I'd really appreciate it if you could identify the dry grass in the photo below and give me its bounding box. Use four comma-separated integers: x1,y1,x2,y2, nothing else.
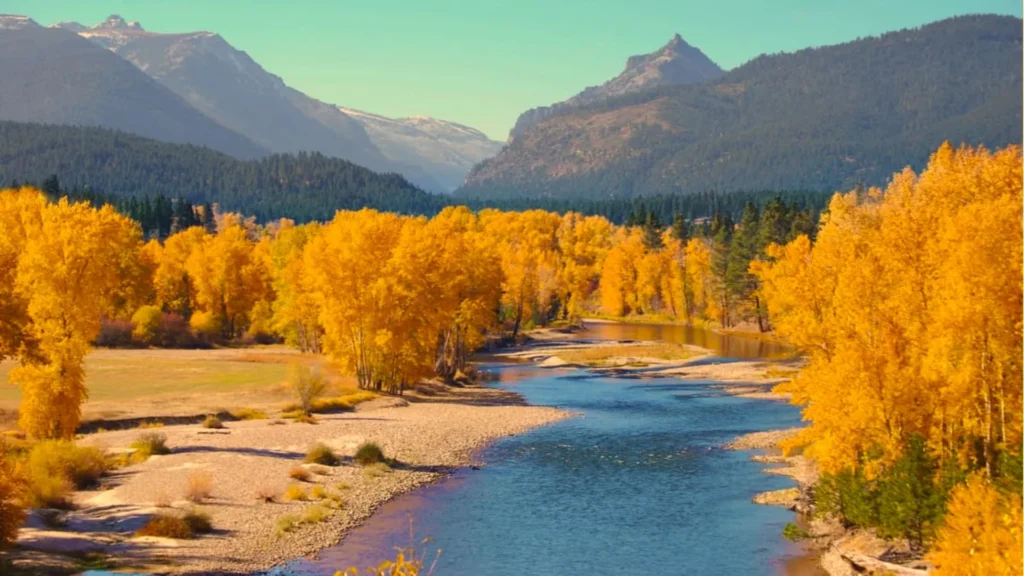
354,442,384,466
289,466,311,482
201,415,224,429
231,408,269,421
131,432,170,460
0,347,348,422
309,485,327,500
184,472,214,503
283,484,308,502
304,443,339,466
361,462,392,479
136,509,212,539
555,342,698,366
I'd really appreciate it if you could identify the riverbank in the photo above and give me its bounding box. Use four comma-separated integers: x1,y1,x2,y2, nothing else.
9,385,570,575
499,333,803,401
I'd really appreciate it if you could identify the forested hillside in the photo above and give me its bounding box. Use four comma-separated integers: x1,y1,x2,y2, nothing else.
0,122,443,221
1,121,831,224
0,18,266,160
461,15,1023,200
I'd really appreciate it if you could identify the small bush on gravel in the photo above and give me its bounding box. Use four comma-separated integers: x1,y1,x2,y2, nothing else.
305,443,339,466
284,484,308,501
131,432,170,460
275,513,300,536
354,442,384,466
136,509,212,539
201,415,223,429
183,508,212,534
294,413,318,425
335,482,351,491
310,485,327,500
287,364,327,416
301,504,331,524
232,408,269,420
185,472,214,503
137,515,193,539
361,462,392,480
289,467,311,482
27,475,74,509
27,440,107,489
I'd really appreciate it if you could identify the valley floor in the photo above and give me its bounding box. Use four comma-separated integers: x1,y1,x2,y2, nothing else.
9,386,569,575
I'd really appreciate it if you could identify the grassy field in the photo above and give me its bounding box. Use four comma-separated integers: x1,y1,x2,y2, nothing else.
0,346,358,425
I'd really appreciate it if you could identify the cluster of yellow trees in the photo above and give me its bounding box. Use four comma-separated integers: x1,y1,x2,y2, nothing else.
754,144,1021,573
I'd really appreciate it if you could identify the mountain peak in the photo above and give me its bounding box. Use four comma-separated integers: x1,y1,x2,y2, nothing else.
0,14,39,30
509,33,723,140
94,14,144,31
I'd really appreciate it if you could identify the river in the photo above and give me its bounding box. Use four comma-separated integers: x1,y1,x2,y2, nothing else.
264,323,818,576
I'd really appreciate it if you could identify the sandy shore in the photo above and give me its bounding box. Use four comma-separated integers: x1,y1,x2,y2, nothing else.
13,386,570,575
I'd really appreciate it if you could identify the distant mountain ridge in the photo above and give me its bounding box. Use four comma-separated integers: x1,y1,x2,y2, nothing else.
508,33,723,140
0,15,267,159
49,15,502,191
0,121,443,222
463,15,1023,200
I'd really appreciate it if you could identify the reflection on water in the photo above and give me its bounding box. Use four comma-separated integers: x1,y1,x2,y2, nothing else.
268,338,820,576
578,321,793,359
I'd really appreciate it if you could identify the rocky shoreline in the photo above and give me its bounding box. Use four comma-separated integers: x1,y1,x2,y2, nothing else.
10,385,571,575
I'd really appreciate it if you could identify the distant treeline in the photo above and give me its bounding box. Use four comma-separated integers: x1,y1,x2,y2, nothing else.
1,121,835,228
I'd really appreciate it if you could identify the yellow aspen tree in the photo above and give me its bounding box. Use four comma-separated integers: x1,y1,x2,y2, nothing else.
12,197,141,438
929,474,1022,576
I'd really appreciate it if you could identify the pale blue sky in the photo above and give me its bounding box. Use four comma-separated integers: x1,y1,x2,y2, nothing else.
8,0,1020,139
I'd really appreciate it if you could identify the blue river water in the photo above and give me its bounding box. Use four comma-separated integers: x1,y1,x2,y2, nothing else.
265,324,814,576
89,324,816,576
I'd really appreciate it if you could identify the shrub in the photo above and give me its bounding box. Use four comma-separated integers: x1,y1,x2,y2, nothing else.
284,484,308,502
189,311,221,339
136,515,193,539
309,391,378,413
201,415,224,429
289,467,311,482
335,482,351,491
94,317,135,348
782,522,809,541
131,305,164,345
27,440,107,489
310,485,327,500
184,472,214,503
232,408,269,421
361,462,391,479
294,413,318,425
275,513,300,535
158,313,202,348
0,456,26,548
182,508,213,534
26,475,74,509
131,432,170,460
287,364,327,416
136,509,212,539
354,442,385,466
301,504,331,524
305,443,339,466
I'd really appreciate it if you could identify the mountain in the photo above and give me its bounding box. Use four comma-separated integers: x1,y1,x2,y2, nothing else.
0,121,445,222
460,15,1022,200
55,15,502,191
338,108,504,191
0,15,266,159
508,34,723,141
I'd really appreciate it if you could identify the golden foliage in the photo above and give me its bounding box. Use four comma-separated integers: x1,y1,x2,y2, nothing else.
929,474,1022,576
753,144,1022,475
